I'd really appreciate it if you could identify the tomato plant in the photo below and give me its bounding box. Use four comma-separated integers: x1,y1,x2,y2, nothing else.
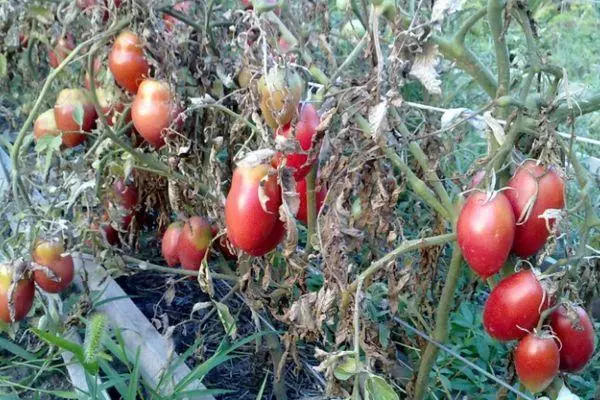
505,161,565,257
275,102,320,180
108,30,149,94
483,269,548,341
514,332,559,393
131,79,178,148
32,240,74,294
177,216,213,272
111,178,138,227
550,305,596,373
258,67,304,130
54,89,97,148
48,35,75,69
162,221,184,267
456,191,515,279
225,153,284,256
0,263,35,324
295,177,326,224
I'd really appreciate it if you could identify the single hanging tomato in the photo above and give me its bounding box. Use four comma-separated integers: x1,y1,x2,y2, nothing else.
108,30,149,93
32,240,74,294
550,305,595,372
177,216,213,272
225,150,285,256
457,191,515,279
54,88,97,148
274,102,320,180
162,221,184,267
258,67,304,130
131,79,179,148
295,177,326,224
0,262,35,323
48,35,75,68
514,332,560,393
483,269,549,341
505,161,565,257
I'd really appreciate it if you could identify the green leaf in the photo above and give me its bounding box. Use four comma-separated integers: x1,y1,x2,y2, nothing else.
0,54,7,78
334,357,361,381
475,334,490,362
0,337,35,361
28,5,54,25
255,373,269,400
72,103,85,128
214,301,237,339
35,134,62,153
378,323,390,348
364,375,399,400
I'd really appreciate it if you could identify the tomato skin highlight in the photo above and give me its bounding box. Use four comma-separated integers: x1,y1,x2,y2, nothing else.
483,269,548,341
225,163,284,256
275,103,320,180
131,79,177,148
505,161,565,257
514,333,560,393
177,217,213,272
162,221,184,267
550,305,596,373
457,192,515,279
0,268,35,324
108,31,149,94
295,177,326,224
54,89,97,148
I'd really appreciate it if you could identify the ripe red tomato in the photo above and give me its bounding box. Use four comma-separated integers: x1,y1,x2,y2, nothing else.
108,30,149,94
225,157,284,256
48,35,75,68
162,221,184,267
112,178,137,227
241,0,253,8
177,216,213,272
505,161,565,257
210,226,238,261
483,269,548,341
0,264,35,323
100,223,120,246
131,79,179,148
258,67,304,130
457,191,515,279
295,177,326,224
514,332,560,393
54,89,97,148
275,103,320,180
164,1,193,32
33,109,59,143
550,305,595,372
32,240,74,294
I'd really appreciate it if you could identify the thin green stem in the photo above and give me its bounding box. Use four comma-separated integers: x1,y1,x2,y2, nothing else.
158,6,203,32
330,33,368,83
305,164,318,252
455,8,487,43
413,242,463,400
351,0,368,30
552,93,600,120
487,0,510,113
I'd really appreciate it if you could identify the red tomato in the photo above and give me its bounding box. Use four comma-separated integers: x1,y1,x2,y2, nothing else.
54,89,97,148
457,191,515,279
101,223,120,246
505,161,565,257
131,79,178,148
210,226,238,261
295,177,326,224
278,37,292,53
162,221,184,267
258,67,304,130
225,157,284,256
163,1,193,32
108,31,149,94
33,109,60,143
483,269,548,341
275,103,320,180
33,255,74,294
514,332,560,393
48,35,75,69
0,264,35,323
32,240,63,265
177,216,213,272
550,305,596,372
113,178,137,210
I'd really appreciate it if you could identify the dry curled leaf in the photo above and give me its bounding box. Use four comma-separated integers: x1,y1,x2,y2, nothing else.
409,42,442,96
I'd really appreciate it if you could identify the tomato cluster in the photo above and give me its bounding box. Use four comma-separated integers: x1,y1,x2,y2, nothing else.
161,217,213,273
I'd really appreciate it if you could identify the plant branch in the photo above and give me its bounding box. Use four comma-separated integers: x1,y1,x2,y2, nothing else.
413,242,463,400
487,0,510,111
455,8,487,43
552,93,600,121
121,255,238,283
158,6,203,32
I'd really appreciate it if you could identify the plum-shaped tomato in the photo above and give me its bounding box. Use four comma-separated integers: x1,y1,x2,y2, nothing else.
550,305,596,373
514,332,560,393
162,221,184,267
54,89,97,148
48,35,75,68
275,102,320,180
258,67,304,130
505,161,565,257
131,79,179,148
177,216,213,272
32,240,74,294
0,261,35,323
457,191,515,279
483,269,549,341
295,177,326,224
108,30,149,94
225,151,285,256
